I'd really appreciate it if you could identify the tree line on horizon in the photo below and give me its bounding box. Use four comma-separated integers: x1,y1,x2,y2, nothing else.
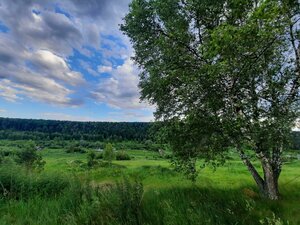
0,117,299,150
0,117,150,142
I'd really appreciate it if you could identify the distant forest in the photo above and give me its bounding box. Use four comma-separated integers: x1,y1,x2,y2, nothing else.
0,117,150,141
0,117,299,149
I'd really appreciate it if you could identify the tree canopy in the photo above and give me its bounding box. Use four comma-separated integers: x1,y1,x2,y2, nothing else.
0,117,150,141
121,0,300,199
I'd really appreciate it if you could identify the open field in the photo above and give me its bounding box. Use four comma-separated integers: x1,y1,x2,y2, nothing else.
0,140,299,225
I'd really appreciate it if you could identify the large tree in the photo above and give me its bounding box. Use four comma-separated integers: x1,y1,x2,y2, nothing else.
122,0,300,200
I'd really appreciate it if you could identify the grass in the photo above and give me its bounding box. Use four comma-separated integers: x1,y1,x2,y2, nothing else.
0,141,300,224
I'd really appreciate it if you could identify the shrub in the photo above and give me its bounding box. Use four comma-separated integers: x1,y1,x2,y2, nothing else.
95,152,103,159
103,143,115,163
66,145,86,154
87,151,97,168
116,151,131,160
15,142,45,171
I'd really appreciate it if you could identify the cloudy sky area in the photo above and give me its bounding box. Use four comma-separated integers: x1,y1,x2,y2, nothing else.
0,0,154,122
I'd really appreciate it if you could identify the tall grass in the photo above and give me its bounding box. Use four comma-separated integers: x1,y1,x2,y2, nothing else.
0,163,292,225
0,155,297,225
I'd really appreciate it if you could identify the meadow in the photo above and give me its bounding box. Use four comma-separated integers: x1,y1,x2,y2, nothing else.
0,140,299,225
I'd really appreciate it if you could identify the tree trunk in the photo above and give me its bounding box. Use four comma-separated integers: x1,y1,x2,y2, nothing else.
238,149,280,200
261,159,280,200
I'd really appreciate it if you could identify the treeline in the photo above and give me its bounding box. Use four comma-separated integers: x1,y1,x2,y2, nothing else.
0,117,150,141
0,117,299,149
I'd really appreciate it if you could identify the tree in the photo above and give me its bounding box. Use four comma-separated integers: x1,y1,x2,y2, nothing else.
121,0,300,199
87,151,97,168
103,143,115,165
15,142,45,171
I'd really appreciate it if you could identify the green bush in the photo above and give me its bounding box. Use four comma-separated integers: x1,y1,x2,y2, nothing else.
103,143,115,163
15,142,45,171
87,151,97,168
116,151,131,160
66,145,86,154
95,152,103,159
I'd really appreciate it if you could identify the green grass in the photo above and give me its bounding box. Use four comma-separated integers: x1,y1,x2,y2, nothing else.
0,141,300,224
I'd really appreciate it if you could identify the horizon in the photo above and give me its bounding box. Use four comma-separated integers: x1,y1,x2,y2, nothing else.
0,116,152,123
0,0,154,122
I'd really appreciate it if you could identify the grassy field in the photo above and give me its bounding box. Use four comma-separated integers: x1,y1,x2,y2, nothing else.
0,141,300,225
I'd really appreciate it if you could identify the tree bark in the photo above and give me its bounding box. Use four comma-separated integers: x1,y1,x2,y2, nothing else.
261,159,280,200
259,150,281,200
238,148,280,200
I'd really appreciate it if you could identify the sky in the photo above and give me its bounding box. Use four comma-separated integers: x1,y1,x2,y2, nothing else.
0,0,154,122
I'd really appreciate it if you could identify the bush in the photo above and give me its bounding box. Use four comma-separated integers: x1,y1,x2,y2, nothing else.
15,142,45,171
116,151,131,160
95,152,103,159
87,151,97,168
103,143,115,163
66,145,86,154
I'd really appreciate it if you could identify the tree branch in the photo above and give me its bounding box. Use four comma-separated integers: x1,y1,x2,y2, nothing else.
237,148,265,191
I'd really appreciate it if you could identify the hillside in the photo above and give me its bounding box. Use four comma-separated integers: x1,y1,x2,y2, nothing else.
0,117,150,141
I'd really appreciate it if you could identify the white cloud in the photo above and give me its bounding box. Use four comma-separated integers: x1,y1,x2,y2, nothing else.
0,80,20,102
98,65,113,73
0,0,133,107
30,50,84,85
0,0,151,117
92,58,152,110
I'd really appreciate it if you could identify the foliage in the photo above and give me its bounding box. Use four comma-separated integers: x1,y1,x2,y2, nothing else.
121,0,300,199
0,143,299,224
0,163,70,199
66,145,86,154
87,151,97,168
0,117,150,141
116,151,131,160
15,142,45,171
103,143,115,163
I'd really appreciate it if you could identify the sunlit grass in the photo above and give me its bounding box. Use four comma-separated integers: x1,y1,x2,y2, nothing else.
1,141,299,224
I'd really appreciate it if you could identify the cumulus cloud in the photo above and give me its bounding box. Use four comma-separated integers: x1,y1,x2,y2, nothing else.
91,58,151,110
0,1,92,106
29,50,84,85
0,80,20,102
0,0,153,116
98,65,113,73
0,0,133,107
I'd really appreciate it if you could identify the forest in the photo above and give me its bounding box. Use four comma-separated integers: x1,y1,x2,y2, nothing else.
0,117,150,141
0,117,299,150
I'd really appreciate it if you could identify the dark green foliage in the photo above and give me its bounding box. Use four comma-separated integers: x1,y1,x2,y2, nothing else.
15,142,45,171
0,117,150,141
66,145,86,154
116,151,131,160
95,152,103,159
121,0,300,199
87,151,97,168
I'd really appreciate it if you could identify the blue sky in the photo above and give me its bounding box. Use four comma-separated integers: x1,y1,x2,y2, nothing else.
0,0,154,122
